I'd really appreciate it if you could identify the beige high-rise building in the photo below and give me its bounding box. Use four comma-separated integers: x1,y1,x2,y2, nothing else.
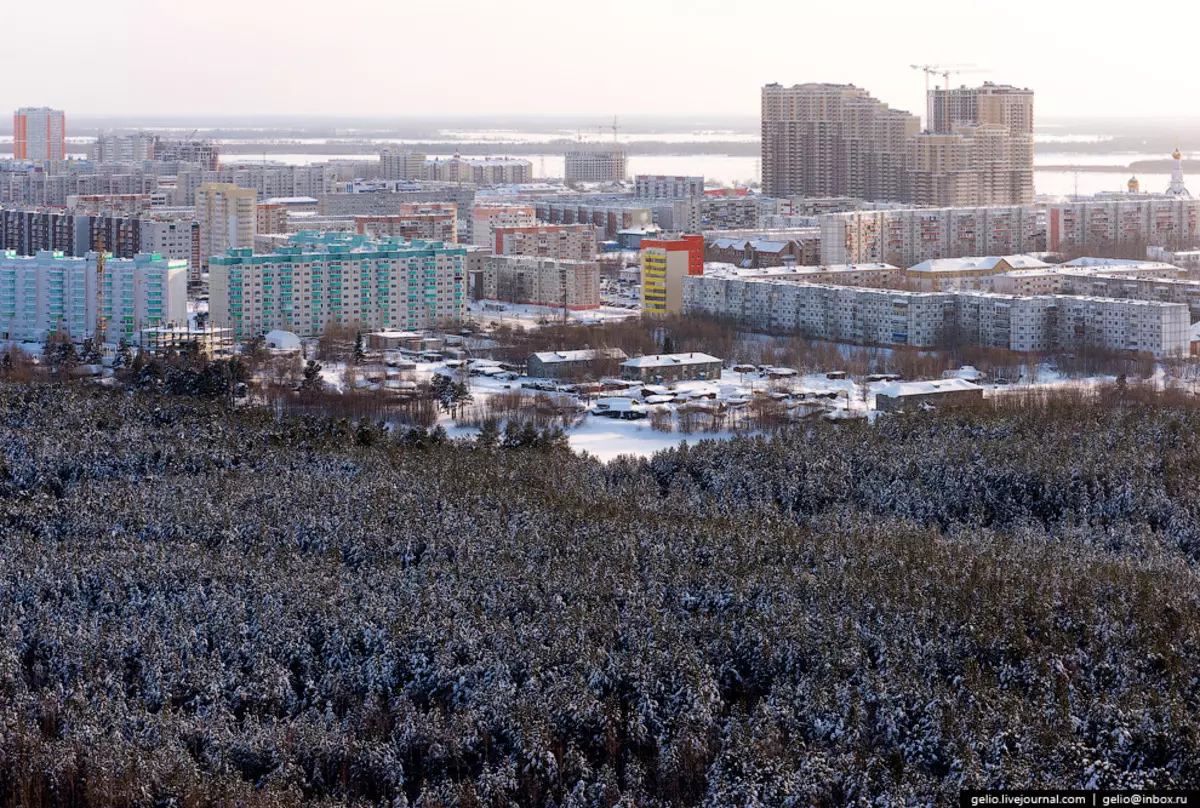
761,83,920,200
912,83,1035,206
196,183,257,270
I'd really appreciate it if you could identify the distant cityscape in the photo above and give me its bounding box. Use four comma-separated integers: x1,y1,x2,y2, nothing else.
4,76,1200,376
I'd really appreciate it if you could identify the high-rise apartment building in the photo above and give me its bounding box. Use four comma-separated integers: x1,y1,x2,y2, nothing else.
0,250,187,343
912,82,1036,206
196,183,257,271
928,83,1034,139
13,107,66,163
564,147,628,183
640,234,704,315
93,131,156,164
208,233,467,339
379,149,427,181
761,83,919,200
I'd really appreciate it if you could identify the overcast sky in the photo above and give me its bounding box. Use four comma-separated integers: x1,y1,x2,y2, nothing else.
0,0,1185,120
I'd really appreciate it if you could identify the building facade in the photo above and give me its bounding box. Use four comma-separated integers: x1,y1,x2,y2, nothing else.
761,83,919,200
820,206,1044,267
424,157,533,185
682,269,1189,356
379,149,427,181
641,235,705,315
482,255,600,310
196,183,257,269
13,107,66,163
355,203,459,242
493,223,597,261
1048,198,1200,254
634,175,704,199
471,204,536,248
208,233,467,340
0,250,187,343
564,147,628,183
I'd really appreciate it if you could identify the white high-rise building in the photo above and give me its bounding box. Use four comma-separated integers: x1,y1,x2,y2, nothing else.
13,107,66,163
0,250,186,343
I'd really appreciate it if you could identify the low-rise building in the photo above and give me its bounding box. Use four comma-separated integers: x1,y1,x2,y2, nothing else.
875,378,984,412
906,255,1051,291
527,348,628,379
620,352,724,383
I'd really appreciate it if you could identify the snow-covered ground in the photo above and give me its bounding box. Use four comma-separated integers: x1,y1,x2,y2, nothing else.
465,300,638,329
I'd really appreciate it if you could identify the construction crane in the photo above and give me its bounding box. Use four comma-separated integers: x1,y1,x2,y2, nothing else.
910,64,978,94
938,66,991,91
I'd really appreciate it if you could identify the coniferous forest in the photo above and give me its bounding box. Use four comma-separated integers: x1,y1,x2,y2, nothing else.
3,381,1200,805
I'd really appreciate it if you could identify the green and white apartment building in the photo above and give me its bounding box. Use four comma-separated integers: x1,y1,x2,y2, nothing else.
0,250,187,343
208,232,467,340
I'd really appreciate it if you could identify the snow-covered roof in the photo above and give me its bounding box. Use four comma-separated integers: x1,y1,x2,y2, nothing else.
593,397,645,412
531,348,627,364
908,255,1050,273
369,330,423,339
621,352,723,368
877,378,983,398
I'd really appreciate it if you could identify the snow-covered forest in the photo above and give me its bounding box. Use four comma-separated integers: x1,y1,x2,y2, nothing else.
2,380,1200,805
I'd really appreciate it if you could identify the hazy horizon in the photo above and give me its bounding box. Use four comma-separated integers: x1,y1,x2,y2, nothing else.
6,0,1200,120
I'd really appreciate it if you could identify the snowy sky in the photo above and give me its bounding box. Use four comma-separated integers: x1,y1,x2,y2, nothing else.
1,0,1189,119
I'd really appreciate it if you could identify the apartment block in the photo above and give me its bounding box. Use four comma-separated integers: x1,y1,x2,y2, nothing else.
176,166,333,208
0,208,200,281
67,194,155,217
93,131,156,163
0,250,187,343
821,206,1044,267
534,200,653,240
356,203,458,242
207,233,467,340
1048,198,1200,253
761,83,919,200
699,195,776,230
482,255,600,309
564,147,627,183
641,235,704,315
634,175,704,199
318,183,476,235
493,223,597,262
379,149,427,181
425,157,532,185
682,269,1189,356
13,107,66,163
196,183,257,269
471,204,536,248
